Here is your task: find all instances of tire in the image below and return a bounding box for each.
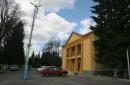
[45,73,48,77]
[62,73,66,76]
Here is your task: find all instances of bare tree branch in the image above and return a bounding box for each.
[0,0,21,44]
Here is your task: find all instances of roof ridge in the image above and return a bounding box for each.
[72,32,83,36]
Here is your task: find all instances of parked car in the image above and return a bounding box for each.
[37,66,47,72]
[40,67,68,76]
[37,66,56,72]
[9,65,19,71]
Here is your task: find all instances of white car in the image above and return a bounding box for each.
[9,65,19,71]
[37,66,48,72]
[37,67,43,72]
[37,66,56,72]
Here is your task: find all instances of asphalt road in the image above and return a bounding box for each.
[0,68,130,85]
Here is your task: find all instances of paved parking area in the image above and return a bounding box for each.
[0,68,130,85]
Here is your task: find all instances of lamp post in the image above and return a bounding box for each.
[127,47,130,79]
[23,2,41,80]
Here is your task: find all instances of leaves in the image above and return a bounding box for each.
[0,0,24,65]
[29,40,61,67]
[4,22,25,65]
[91,0,130,69]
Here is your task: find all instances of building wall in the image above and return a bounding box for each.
[83,38,93,71]
[62,47,66,70]
[62,32,100,74]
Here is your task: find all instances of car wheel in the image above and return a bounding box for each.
[45,73,48,77]
[62,73,65,76]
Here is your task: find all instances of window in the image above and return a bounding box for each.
[71,46,75,57]
[77,44,81,56]
[67,48,69,57]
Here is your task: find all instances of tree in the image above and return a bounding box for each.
[41,40,61,67]
[0,0,22,64]
[29,51,35,66]
[41,51,51,66]
[3,21,25,65]
[29,40,62,67]
[0,0,20,44]
[91,0,130,77]
[29,52,42,68]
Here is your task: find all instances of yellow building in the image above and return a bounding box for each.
[62,32,103,75]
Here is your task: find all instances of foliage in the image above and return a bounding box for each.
[41,40,61,67]
[29,40,61,67]
[0,0,25,65]
[40,51,61,67]
[91,0,130,69]
[3,21,25,65]
[29,52,41,68]
[0,0,21,43]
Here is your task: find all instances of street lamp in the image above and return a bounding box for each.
[127,47,130,79]
[23,2,41,80]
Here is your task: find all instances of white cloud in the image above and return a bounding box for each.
[79,18,95,35]
[24,12,77,54]
[16,0,76,13]
[41,0,76,12]
[15,0,77,54]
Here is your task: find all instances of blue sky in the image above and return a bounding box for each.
[58,0,95,32]
[59,0,94,22]
[16,0,96,54]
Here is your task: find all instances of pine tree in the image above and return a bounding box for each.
[29,51,35,66]
[0,0,21,64]
[40,40,61,67]
[4,21,25,65]
[91,0,130,77]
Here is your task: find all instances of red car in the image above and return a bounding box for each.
[41,67,68,76]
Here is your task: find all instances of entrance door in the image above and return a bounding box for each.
[77,59,81,72]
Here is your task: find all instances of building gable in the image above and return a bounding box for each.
[65,32,82,45]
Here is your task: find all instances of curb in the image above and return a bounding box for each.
[96,76,130,81]
[0,70,6,73]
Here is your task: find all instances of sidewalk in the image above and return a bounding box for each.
[0,70,6,73]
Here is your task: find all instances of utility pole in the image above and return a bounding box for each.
[23,2,41,80]
[127,48,130,79]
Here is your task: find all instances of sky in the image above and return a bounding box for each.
[15,0,96,54]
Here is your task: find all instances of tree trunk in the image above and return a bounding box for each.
[124,70,127,78]
[113,68,118,77]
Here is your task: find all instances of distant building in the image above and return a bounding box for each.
[62,32,104,75]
